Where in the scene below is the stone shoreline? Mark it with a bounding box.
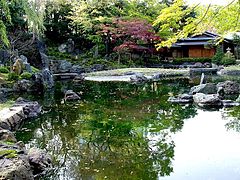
[0,98,51,180]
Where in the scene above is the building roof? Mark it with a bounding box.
[173,31,232,47]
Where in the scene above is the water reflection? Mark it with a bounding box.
[16,79,198,179]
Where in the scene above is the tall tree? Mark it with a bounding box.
[0,0,45,48]
[153,0,240,48]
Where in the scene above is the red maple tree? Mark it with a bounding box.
[99,18,161,55]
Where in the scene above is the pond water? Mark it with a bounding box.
[15,78,240,180]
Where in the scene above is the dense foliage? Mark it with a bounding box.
[0,0,239,66]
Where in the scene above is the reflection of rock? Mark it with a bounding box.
[28,148,52,175]
[222,100,240,108]
[42,68,54,89]
[217,81,240,95]
[193,93,222,108]
[64,90,81,101]
[168,94,193,103]
[190,83,217,95]
[73,74,85,83]
[130,73,148,83]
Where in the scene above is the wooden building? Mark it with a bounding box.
[170,31,233,58]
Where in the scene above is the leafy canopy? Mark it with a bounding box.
[154,0,240,48]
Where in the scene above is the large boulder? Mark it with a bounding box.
[28,148,52,175]
[59,60,72,73]
[130,73,148,83]
[50,60,72,73]
[70,65,84,74]
[0,156,34,180]
[20,55,32,73]
[0,106,25,130]
[0,142,34,180]
[91,64,106,72]
[13,98,42,118]
[13,80,32,92]
[189,83,217,95]
[0,88,12,101]
[217,81,240,95]
[168,94,193,103]
[0,129,17,143]
[193,93,222,108]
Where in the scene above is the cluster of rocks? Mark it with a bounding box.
[0,98,51,179]
[128,71,186,83]
[12,73,47,93]
[49,60,83,74]
[150,62,212,69]
[168,80,240,108]
[130,73,148,83]
[218,69,240,76]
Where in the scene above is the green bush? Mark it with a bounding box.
[31,66,40,73]
[20,72,33,80]
[0,67,9,73]
[173,57,212,64]
[221,52,236,65]
[212,47,224,65]
[7,72,19,81]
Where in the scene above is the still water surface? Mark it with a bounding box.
[16,78,240,180]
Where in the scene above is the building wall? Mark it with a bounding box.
[189,46,215,58]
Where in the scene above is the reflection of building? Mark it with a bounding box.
[170,31,234,58]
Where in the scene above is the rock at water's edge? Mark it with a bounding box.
[193,93,222,108]
[190,83,217,95]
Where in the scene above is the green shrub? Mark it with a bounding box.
[20,72,33,80]
[31,66,40,73]
[173,57,212,64]
[7,72,19,81]
[0,67,9,73]
[221,52,236,65]
[212,47,224,65]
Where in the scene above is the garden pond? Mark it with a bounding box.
[12,76,240,180]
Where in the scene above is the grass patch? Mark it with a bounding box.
[86,68,189,77]
[0,100,15,110]
[224,65,240,70]
[0,73,8,83]
[0,149,18,158]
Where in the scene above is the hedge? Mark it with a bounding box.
[173,57,212,64]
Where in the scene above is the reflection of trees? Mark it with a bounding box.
[223,107,240,132]
[16,79,197,179]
